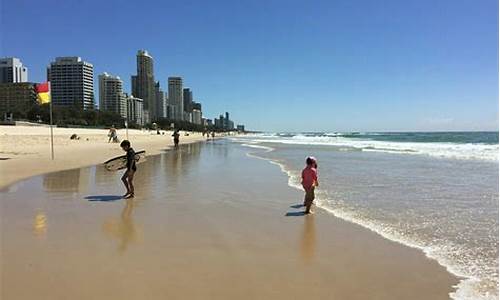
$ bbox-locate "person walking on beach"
[120,140,136,199]
[302,156,319,214]
[172,129,180,148]
[108,125,117,143]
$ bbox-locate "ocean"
[231,131,499,300]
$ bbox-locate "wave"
[244,136,498,162]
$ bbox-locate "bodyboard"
[103,150,146,171]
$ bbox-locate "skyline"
[2,0,498,132]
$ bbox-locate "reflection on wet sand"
[102,198,141,253]
[94,164,115,187]
[43,168,90,193]
[300,215,316,263]
[33,211,47,237]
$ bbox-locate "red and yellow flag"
[35,82,51,104]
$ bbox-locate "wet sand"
[0,125,210,188]
[1,140,458,299]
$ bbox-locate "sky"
[1,0,498,132]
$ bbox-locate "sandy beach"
[0,125,209,189]
[1,139,459,300]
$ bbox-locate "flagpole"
[125,119,129,140]
[49,82,54,160]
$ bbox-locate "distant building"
[166,104,175,120]
[155,81,166,118]
[192,101,201,111]
[216,114,224,129]
[192,109,202,125]
[132,50,156,123]
[47,57,94,110]
[0,58,28,83]
[184,111,192,123]
[183,88,192,113]
[0,82,37,117]
[237,125,245,132]
[206,119,213,126]
[99,72,126,118]
[168,77,183,120]
[125,93,144,126]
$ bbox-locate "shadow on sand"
[85,195,123,202]
[285,211,307,217]
[290,204,304,209]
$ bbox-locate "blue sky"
[2,0,498,131]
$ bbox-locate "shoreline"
[240,140,497,300]
[1,140,460,299]
[246,143,465,298]
[0,125,211,189]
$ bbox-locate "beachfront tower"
[125,93,144,126]
[0,58,28,83]
[155,81,166,119]
[132,50,156,123]
[183,88,193,113]
[47,57,94,110]
[168,77,183,121]
[99,72,126,118]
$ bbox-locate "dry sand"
[0,125,209,188]
[1,140,459,300]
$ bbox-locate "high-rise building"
[155,81,166,119]
[192,109,202,125]
[168,77,183,120]
[0,82,37,117]
[0,58,28,83]
[47,57,94,110]
[183,88,192,113]
[192,101,202,111]
[99,72,126,118]
[132,50,156,123]
[125,93,144,126]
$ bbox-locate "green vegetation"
[8,103,127,128]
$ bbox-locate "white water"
[243,134,498,162]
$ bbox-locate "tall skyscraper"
[183,88,192,113]
[99,72,126,118]
[155,81,166,119]
[132,50,156,123]
[0,58,28,83]
[168,77,183,120]
[47,57,94,110]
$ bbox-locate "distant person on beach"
[172,129,180,148]
[302,156,318,214]
[211,132,215,139]
[108,125,118,143]
[120,140,136,199]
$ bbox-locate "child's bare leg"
[121,172,130,196]
[304,189,314,213]
[127,171,135,197]
[305,201,313,214]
